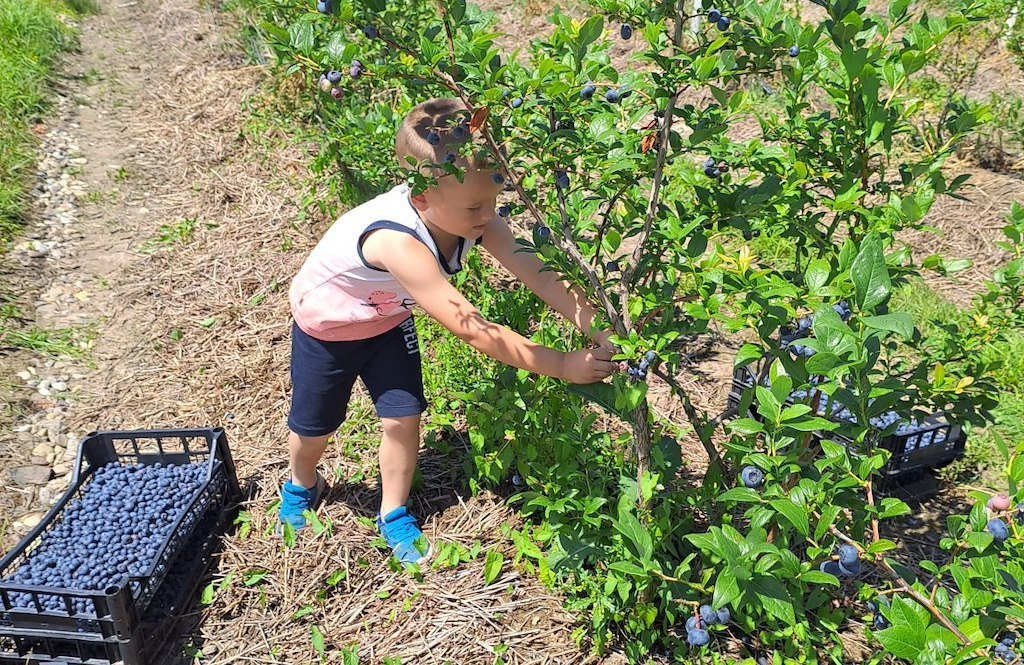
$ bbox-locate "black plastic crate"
[0,428,241,664]
[727,360,966,477]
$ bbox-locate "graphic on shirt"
[362,290,415,316]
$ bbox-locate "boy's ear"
[409,190,431,212]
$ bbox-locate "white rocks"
[17,370,32,381]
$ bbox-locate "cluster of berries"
[685,604,729,646]
[703,157,729,179]
[867,600,890,630]
[626,351,657,381]
[707,8,731,31]
[318,61,364,101]
[996,634,1020,663]
[986,494,1020,544]
[820,544,861,578]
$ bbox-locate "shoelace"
[381,512,420,546]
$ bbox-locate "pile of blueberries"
[2,462,207,615]
[685,604,729,647]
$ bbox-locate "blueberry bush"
[243,0,1024,660]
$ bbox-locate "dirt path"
[0,0,599,663]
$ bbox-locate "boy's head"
[396,98,504,239]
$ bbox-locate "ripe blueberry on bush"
[316,0,330,13]
[555,170,570,190]
[838,544,859,566]
[580,84,596,101]
[536,225,550,240]
[687,628,710,647]
[606,259,620,272]
[716,607,730,624]
[605,89,621,104]
[497,205,510,218]
[989,494,1011,511]
[741,466,764,489]
[326,70,342,84]
[511,97,523,109]
[717,16,731,31]
[491,173,504,185]
[788,45,800,57]
[620,23,633,39]
[685,615,701,631]
[837,559,861,577]
[443,152,457,164]
[452,123,468,140]
[988,518,1010,543]
[699,604,717,625]
[426,131,440,146]
[707,8,721,23]
[820,560,842,576]
[362,24,378,39]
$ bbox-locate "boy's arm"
[480,215,612,347]
[363,229,616,384]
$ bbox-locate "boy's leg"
[378,414,421,517]
[289,430,333,489]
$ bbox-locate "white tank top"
[289,184,477,341]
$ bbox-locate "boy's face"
[412,168,504,239]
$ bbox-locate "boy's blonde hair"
[395,98,491,177]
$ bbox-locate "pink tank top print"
[289,184,477,342]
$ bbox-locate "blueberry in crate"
[0,428,240,665]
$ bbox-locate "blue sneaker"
[278,472,327,534]
[376,507,432,564]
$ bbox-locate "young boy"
[281,97,618,564]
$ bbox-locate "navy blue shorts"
[287,317,426,437]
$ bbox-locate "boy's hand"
[591,329,618,353]
[561,346,618,384]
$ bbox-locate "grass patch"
[0,0,82,246]
[893,278,1024,482]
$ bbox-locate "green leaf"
[712,566,741,609]
[770,499,809,537]
[483,550,504,585]
[717,487,763,503]
[608,561,649,577]
[244,570,269,586]
[567,381,630,421]
[804,258,831,292]
[291,605,315,621]
[614,505,654,562]
[577,15,603,48]
[861,313,913,339]
[800,570,841,586]
[289,22,314,53]
[310,625,326,657]
[875,597,927,659]
[875,624,926,659]
[851,237,891,310]
[748,574,796,625]
[200,583,215,605]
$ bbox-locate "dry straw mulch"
[36,0,602,663]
